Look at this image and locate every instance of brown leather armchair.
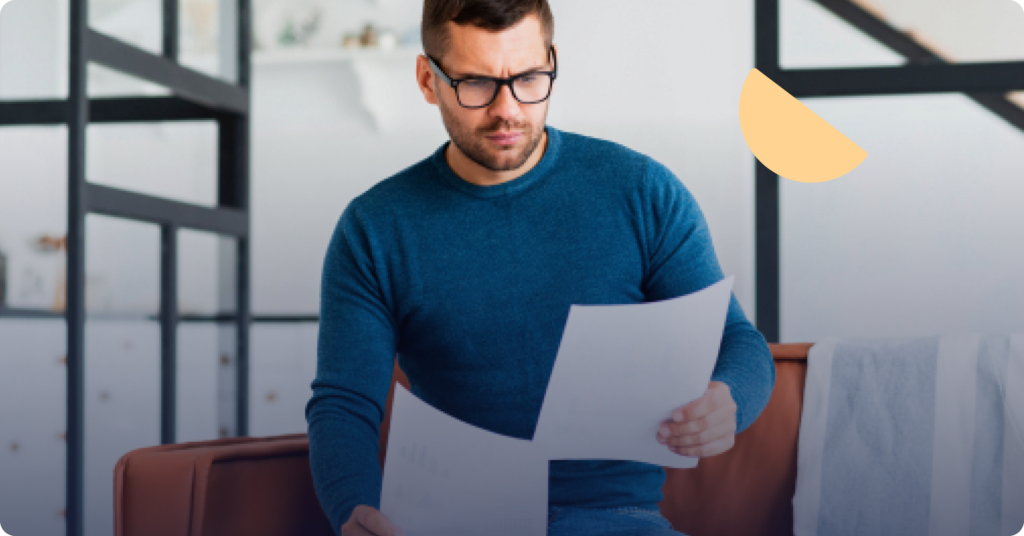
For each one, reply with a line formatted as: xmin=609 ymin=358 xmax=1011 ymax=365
xmin=113 ymin=343 xmax=812 ymax=536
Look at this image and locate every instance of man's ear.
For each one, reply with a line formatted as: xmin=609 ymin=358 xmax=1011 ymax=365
xmin=416 ymin=55 xmax=439 ymax=105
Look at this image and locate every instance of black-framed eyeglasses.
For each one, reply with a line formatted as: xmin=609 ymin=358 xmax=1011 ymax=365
xmin=426 ymin=47 xmax=557 ymax=109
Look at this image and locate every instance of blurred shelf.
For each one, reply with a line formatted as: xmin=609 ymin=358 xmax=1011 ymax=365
xmin=0 ymin=306 xmax=64 ymax=319
xmin=252 ymin=46 xmax=422 ymax=66
xmin=0 ymin=307 xmax=155 ymax=321
xmin=0 ymin=307 xmax=319 ymax=323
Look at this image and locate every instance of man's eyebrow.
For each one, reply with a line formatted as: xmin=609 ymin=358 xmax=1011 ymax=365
xmin=450 ymin=64 xmax=549 ymax=79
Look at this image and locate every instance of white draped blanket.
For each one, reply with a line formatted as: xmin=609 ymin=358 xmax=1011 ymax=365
xmin=794 ymin=334 xmax=1024 ymax=536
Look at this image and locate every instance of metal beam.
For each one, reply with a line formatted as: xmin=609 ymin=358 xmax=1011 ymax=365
xmin=66 ymin=0 xmax=89 ymax=534
xmin=754 ymin=0 xmax=781 ymax=341
xmin=754 ymin=161 xmax=780 ymax=343
xmin=86 ymin=183 xmax=249 ymax=237
xmin=238 ymin=0 xmax=252 ymax=89
xmin=0 ymin=307 xmax=64 ymax=319
xmin=777 ymin=61 xmax=1024 ymax=98
xmin=86 ymin=29 xmax=249 ymax=114
xmin=89 ymin=96 xmax=222 ymax=123
xmin=0 ymin=100 xmax=66 ymax=125
xmin=163 ymin=0 xmax=179 ymax=60
xmin=160 ymin=224 xmax=179 ymax=445
xmin=235 ymin=238 xmax=250 ymax=436
xmin=218 ymin=115 xmax=249 ymax=209
xmin=0 ymin=309 xmax=322 ymax=323
xmin=224 ymin=0 xmax=251 ymax=437
xmin=755 ymin=0 xmax=780 ymax=75
xmin=0 ymin=97 xmax=223 ymax=126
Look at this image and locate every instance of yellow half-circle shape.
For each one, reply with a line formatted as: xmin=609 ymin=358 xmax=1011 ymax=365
xmin=739 ymin=68 xmax=867 ymax=183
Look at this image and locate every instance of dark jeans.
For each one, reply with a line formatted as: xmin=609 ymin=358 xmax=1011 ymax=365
xmin=546 ymin=505 xmax=688 ymax=536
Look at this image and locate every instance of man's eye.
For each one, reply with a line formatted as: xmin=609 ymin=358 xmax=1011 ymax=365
xmin=463 ymin=79 xmax=491 ymax=89
xmin=518 ymin=75 xmax=539 ymax=85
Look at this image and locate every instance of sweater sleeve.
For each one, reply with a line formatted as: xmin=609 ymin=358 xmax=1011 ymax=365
xmin=305 ymin=201 xmax=397 ymax=533
xmin=638 ymin=159 xmax=775 ymax=433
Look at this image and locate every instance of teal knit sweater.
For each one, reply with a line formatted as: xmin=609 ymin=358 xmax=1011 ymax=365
xmin=305 ymin=126 xmax=775 ymax=532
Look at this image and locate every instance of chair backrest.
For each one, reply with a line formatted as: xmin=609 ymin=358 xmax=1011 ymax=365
xmin=114 ymin=434 xmax=335 ymax=536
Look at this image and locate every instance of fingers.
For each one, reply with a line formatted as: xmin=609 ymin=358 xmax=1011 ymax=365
xmin=663 ymin=417 xmax=736 ymax=449
xmin=659 ymin=383 xmax=736 ymax=440
xmin=658 ymin=405 xmax=732 ymax=440
xmin=340 ymin=521 xmax=373 ymax=536
xmin=342 ymin=506 xmax=404 ymax=536
xmin=671 ymin=434 xmax=736 ymax=457
xmin=656 ymin=381 xmax=737 ymax=458
xmin=672 ymin=382 xmax=732 ymax=423
xmin=341 ymin=518 xmax=374 ymax=536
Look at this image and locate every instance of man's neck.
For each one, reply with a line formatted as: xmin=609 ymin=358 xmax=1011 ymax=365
xmin=446 ymin=130 xmax=549 ymax=187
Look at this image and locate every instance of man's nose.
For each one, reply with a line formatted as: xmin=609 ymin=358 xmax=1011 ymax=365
xmin=488 ymin=84 xmax=521 ymax=121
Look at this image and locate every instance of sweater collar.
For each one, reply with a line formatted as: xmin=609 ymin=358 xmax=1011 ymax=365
xmin=430 ymin=126 xmax=561 ymax=199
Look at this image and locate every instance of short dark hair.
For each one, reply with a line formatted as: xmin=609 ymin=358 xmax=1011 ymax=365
xmin=421 ymin=0 xmax=554 ymax=60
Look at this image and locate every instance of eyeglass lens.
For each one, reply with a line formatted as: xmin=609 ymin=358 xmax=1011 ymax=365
xmin=457 ymin=74 xmax=553 ymax=108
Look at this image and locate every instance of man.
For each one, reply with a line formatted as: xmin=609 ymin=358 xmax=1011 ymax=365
xmin=305 ymin=1 xmax=776 ymax=535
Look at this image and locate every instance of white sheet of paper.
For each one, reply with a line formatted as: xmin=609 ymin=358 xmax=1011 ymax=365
xmin=533 ymin=276 xmax=735 ymax=469
xmin=380 ymin=386 xmax=548 ymax=536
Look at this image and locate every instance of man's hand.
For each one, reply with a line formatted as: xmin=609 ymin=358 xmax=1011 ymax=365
xmin=341 ymin=505 xmax=404 ymax=536
xmin=656 ymin=381 xmax=738 ymax=457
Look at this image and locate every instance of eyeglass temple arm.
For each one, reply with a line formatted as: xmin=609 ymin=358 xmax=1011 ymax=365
xmin=426 ymin=55 xmax=455 ymax=87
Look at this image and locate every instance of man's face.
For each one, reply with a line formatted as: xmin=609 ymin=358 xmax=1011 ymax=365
xmin=426 ymin=15 xmax=553 ymax=172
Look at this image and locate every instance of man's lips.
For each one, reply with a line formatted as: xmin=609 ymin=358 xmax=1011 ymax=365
xmin=486 ymin=131 xmax=521 ymax=146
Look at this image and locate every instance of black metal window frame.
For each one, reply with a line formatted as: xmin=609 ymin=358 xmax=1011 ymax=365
xmin=754 ymin=0 xmax=1024 ymax=342
xmin=0 ymin=1 xmax=252 ymax=535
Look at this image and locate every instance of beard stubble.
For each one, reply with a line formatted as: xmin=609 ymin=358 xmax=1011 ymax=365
xmin=438 ymin=104 xmax=547 ymax=173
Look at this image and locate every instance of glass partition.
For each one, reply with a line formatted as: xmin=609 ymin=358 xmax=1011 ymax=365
xmin=250 ymin=323 xmax=318 ymax=437
xmin=89 ymin=0 xmax=240 ymax=82
xmin=177 ymin=229 xmax=236 ymax=442
xmin=0 ymin=319 xmax=67 ymax=535
xmin=83 ymin=215 xmax=161 ymax=536
xmin=178 ymin=0 xmax=240 ymax=83
xmin=86 ymin=120 xmax=218 ymax=208
xmin=90 ymin=0 xmax=163 ymax=56
xmin=781 ymin=93 xmax=1024 ymax=341
xmin=0 ymin=126 xmax=67 ymax=312
xmin=781 ymin=0 xmax=1024 ymax=69
xmin=780 ymin=0 xmax=906 ymax=68
xmin=0 ymin=0 xmax=69 ymax=100
xmin=83 ymin=318 xmax=160 ymax=536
